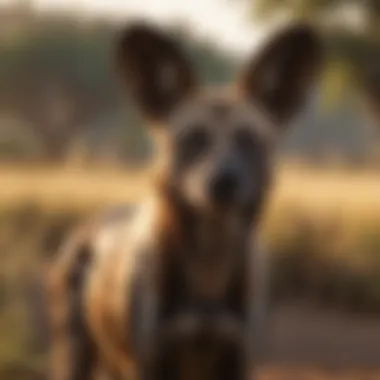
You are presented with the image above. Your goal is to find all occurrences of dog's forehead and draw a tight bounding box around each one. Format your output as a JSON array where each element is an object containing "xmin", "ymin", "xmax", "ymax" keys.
[
  {"xmin": 170, "ymin": 87, "xmax": 277, "ymax": 141},
  {"xmin": 171, "ymin": 89, "xmax": 242, "ymax": 122}
]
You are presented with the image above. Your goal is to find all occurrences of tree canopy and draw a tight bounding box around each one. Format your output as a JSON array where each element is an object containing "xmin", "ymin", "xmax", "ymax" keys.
[
  {"xmin": 0, "ymin": 4, "xmax": 235, "ymax": 162},
  {"xmin": 250, "ymin": 0, "xmax": 380, "ymax": 125}
]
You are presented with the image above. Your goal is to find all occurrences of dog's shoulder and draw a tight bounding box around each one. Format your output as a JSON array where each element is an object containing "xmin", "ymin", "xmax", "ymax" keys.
[{"xmin": 46, "ymin": 202, "xmax": 144, "ymax": 289}]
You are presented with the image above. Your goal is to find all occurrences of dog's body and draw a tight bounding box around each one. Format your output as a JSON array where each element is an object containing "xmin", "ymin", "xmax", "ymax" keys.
[
  {"xmin": 48, "ymin": 194, "xmax": 261, "ymax": 380},
  {"xmin": 46, "ymin": 22, "xmax": 321, "ymax": 380}
]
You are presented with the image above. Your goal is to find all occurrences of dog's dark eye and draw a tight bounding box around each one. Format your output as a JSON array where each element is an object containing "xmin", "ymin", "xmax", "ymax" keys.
[
  {"xmin": 179, "ymin": 127, "xmax": 211, "ymax": 161},
  {"xmin": 233, "ymin": 127, "xmax": 257, "ymax": 156}
]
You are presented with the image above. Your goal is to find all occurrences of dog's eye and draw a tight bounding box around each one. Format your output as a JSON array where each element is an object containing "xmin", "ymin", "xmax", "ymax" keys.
[{"xmin": 179, "ymin": 127, "xmax": 211, "ymax": 160}]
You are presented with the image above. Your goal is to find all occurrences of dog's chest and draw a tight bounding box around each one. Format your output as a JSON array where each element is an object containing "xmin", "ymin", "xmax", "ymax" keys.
[
  {"xmin": 184, "ymin": 249, "xmax": 239, "ymax": 302},
  {"xmin": 187, "ymin": 219, "xmax": 246, "ymax": 300},
  {"xmin": 162, "ymin": 221, "xmax": 248, "ymax": 319}
]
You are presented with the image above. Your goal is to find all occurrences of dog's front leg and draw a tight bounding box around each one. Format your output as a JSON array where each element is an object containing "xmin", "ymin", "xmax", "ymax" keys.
[
  {"xmin": 245, "ymin": 239, "xmax": 270, "ymax": 380},
  {"xmin": 244, "ymin": 237, "xmax": 268, "ymax": 379},
  {"xmin": 132, "ymin": 250, "xmax": 160, "ymax": 380},
  {"xmin": 139, "ymin": 289, "xmax": 158, "ymax": 380}
]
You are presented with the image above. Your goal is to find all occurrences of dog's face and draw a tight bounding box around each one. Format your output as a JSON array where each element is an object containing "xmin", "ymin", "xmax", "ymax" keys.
[
  {"xmin": 166, "ymin": 92, "xmax": 273, "ymax": 213},
  {"xmin": 116, "ymin": 23, "xmax": 321, "ymax": 215}
]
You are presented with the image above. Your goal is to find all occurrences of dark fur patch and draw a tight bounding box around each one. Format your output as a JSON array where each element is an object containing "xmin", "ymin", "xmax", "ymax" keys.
[{"xmin": 48, "ymin": 242, "xmax": 98, "ymax": 380}]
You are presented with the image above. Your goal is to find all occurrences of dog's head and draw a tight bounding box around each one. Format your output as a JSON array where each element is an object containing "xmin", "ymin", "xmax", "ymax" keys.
[{"xmin": 116, "ymin": 22, "xmax": 322, "ymax": 217}]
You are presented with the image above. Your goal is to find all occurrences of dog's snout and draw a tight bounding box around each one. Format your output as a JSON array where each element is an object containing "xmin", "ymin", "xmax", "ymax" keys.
[{"xmin": 209, "ymin": 171, "xmax": 238, "ymax": 205}]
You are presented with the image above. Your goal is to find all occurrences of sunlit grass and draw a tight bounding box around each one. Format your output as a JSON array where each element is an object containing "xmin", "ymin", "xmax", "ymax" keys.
[
  {"xmin": 1, "ymin": 163, "xmax": 380, "ymax": 219},
  {"xmin": 0, "ymin": 163, "xmax": 379, "ymax": 377}
]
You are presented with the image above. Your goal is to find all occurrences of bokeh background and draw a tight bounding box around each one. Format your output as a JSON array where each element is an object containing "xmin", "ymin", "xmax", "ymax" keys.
[{"xmin": 0, "ymin": 0, "xmax": 379, "ymax": 379}]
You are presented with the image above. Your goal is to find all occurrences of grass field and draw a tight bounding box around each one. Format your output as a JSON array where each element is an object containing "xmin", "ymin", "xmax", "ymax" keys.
[
  {"xmin": 1, "ymin": 163, "xmax": 380, "ymax": 214},
  {"xmin": 0, "ymin": 163, "xmax": 380, "ymax": 379},
  {"xmin": 1, "ymin": 163, "xmax": 380, "ymax": 308}
]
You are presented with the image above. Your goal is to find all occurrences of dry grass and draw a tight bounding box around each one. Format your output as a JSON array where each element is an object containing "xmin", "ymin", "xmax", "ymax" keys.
[
  {"xmin": 1, "ymin": 163, "xmax": 379, "ymax": 306},
  {"xmin": 269, "ymin": 165, "xmax": 380, "ymax": 224},
  {"xmin": 259, "ymin": 367, "xmax": 380, "ymax": 380},
  {"xmin": 1, "ymin": 162, "xmax": 379, "ymax": 276},
  {"xmin": 0, "ymin": 163, "xmax": 379, "ymax": 379},
  {"xmin": 0, "ymin": 164, "xmax": 150, "ymax": 211},
  {"xmin": 1, "ymin": 163, "xmax": 380, "ymax": 216}
]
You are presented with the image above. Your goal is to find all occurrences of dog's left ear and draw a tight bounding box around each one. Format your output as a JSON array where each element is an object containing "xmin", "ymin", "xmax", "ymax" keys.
[
  {"xmin": 238, "ymin": 24, "xmax": 322, "ymax": 128},
  {"xmin": 115, "ymin": 22, "xmax": 197, "ymax": 123}
]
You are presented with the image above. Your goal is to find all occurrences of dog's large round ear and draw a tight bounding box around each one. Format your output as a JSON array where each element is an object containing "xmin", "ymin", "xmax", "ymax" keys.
[
  {"xmin": 238, "ymin": 23, "xmax": 323, "ymax": 129},
  {"xmin": 115, "ymin": 22, "xmax": 197, "ymax": 123}
]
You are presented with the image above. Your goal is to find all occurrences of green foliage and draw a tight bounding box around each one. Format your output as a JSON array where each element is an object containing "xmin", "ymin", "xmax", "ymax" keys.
[
  {"xmin": 250, "ymin": 0, "xmax": 380, "ymax": 122},
  {"xmin": 254, "ymin": 0, "xmax": 341, "ymax": 19},
  {"xmin": 0, "ymin": 8, "xmax": 235, "ymax": 163}
]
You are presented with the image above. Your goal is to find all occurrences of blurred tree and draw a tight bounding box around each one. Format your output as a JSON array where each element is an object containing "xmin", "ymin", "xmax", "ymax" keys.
[
  {"xmin": 0, "ymin": 11, "xmax": 121, "ymax": 161},
  {"xmin": 250, "ymin": 0, "xmax": 380, "ymax": 129},
  {"xmin": 0, "ymin": 5, "xmax": 234, "ymax": 163}
]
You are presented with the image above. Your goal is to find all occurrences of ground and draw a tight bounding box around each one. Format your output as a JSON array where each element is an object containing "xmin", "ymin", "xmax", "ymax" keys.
[{"xmin": 258, "ymin": 304, "xmax": 380, "ymax": 379}]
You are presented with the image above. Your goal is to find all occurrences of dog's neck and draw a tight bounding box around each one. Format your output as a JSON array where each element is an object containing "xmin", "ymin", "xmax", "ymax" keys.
[{"xmin": 156, "ymin": 185, "xmax": 255, "ymax": 300}]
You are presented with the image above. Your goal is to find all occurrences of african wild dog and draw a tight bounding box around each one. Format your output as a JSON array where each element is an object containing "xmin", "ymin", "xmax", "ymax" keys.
[{"xmin": 46, "ymin": 21, "xmax": 322, "ymax": 380}]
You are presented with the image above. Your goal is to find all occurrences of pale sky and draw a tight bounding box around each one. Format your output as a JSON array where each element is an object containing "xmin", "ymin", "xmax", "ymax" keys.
[{"xmin": 1, "ymin": 0, "xmax": 265, "ymax": 55}]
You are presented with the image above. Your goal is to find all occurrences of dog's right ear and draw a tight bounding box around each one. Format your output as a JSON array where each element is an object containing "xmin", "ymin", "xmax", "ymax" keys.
[
  {"xmin": 237, "ymin": 23, "xmax": 322, "ymax": 129},
  {"xmin": 115, "ymin": 22, "xmax": 197, "ymax": 123}
]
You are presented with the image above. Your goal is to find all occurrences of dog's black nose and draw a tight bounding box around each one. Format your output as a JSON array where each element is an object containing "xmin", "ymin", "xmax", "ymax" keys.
[{"xmin": 209, "ymin": 172, "xmax": 238, "ymax": 205}]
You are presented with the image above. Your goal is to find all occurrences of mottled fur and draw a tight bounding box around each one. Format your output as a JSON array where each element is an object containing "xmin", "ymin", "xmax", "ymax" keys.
[{"xmin": 46, "ymin": 21, "xmax": 322, "ymax": 380}]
